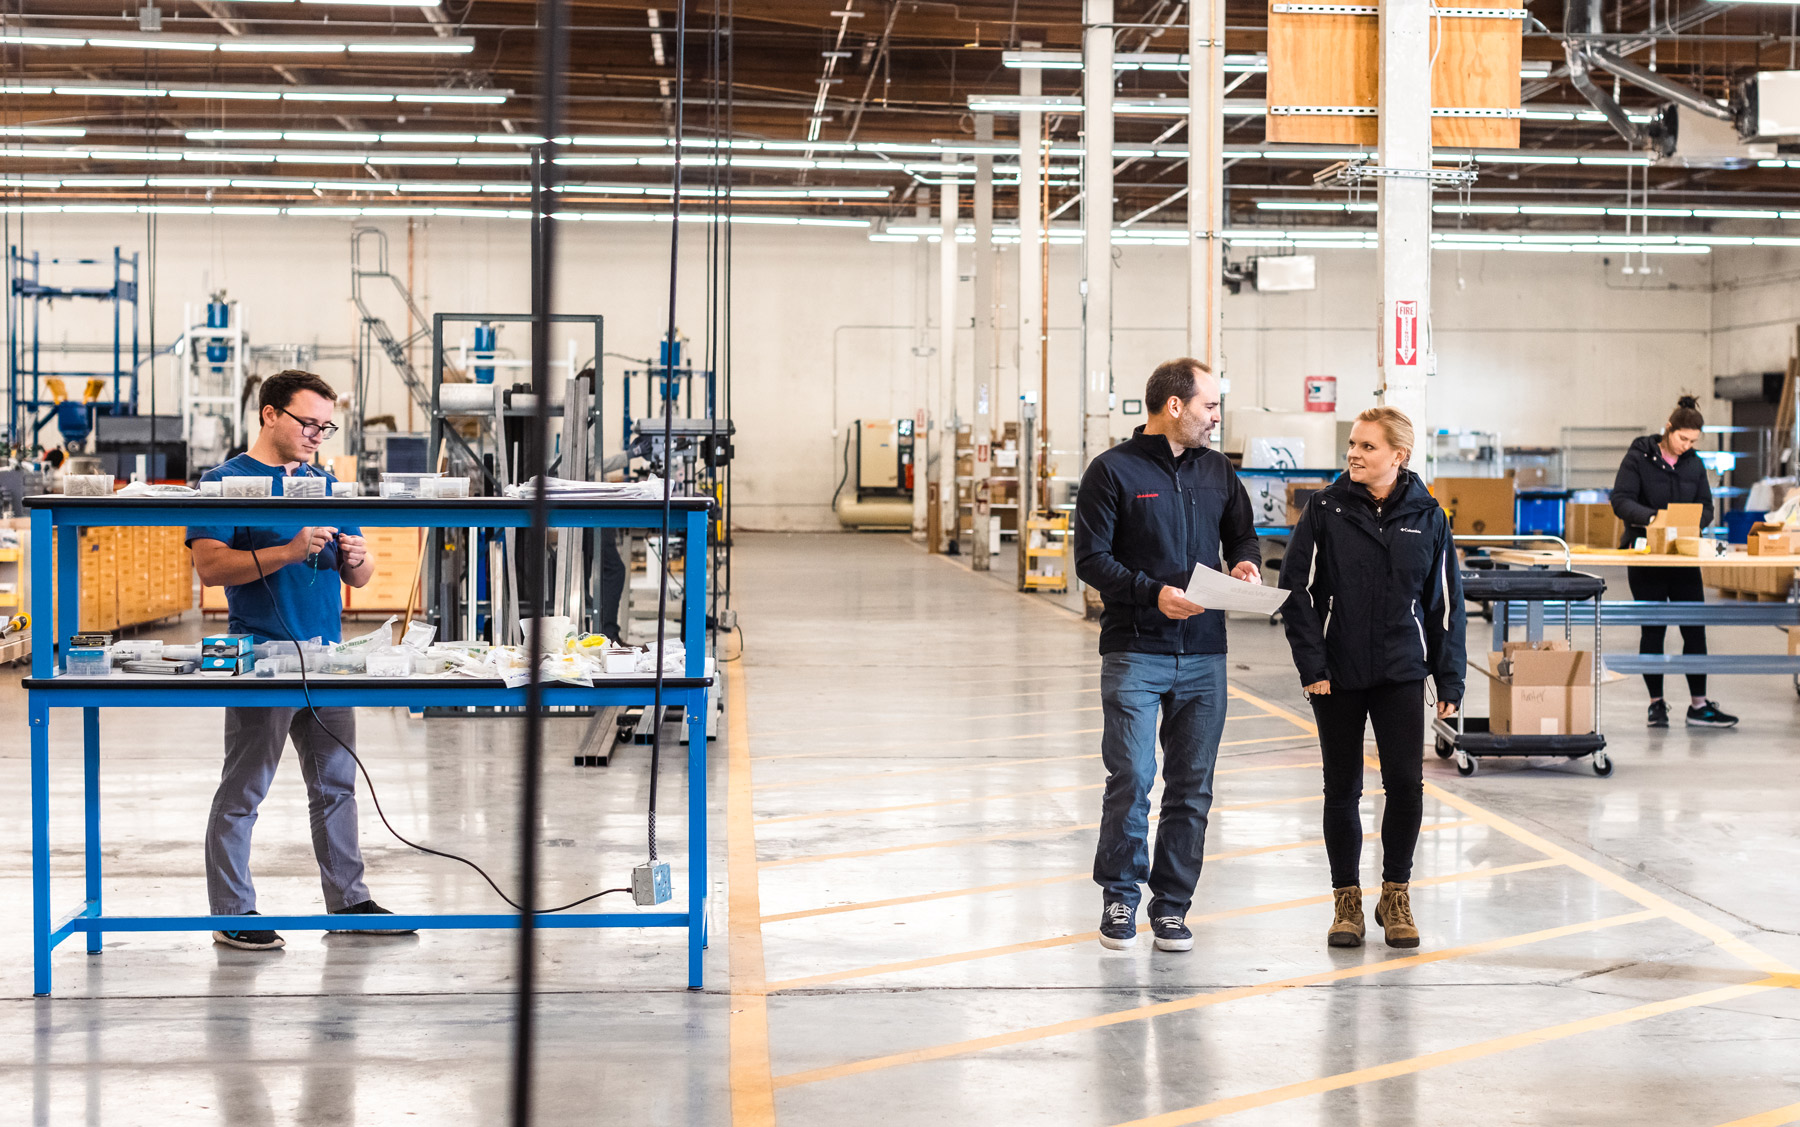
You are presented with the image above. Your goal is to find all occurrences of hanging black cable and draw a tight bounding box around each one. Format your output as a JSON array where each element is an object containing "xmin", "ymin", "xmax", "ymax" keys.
[
  {"xmin": 512, "ymin": 0, "xmax": 568, "ymax": 1120},
  {"xmin": 647, "ymin": 0, "xmax": 690, "ymax": 866},
  {"xmin": 721, "ymin": 0, "xmax": 736, "ymax": 612}
]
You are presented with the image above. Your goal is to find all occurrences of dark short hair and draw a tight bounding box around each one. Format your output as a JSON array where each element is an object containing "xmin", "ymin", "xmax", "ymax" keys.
[
  {"xmin": 259, "ymin": 369, "xmax": 337, "ymax": 415},
  {"xmin": 1666, "ymin": 394, "xmax": 1704, "ymax": 434},
  {"xmin": 1145, "ymin": 358, "xmax": 1211, "ymax": 415}
]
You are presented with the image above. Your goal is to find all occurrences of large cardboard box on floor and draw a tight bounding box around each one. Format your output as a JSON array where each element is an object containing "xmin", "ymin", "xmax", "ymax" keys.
[
  {"xmin": 1645, "ymin": 503, "xmax": 1702, "ymax": 554},
  {"xmin": 1565, "ymin": 502, "xmax": 1624, "ymax": 549},
  {"xmin": 1481, "ymin": 641, "xmax": 1594, "ymax": 736},
  {"xmin": 1434, "ymin": 474, "xmax": 1515, "ymax": 537}
]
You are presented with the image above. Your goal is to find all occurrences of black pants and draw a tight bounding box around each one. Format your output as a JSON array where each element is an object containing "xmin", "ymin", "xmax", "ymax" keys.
[
  {"xmin": 1626, "ymin": 566, "xmax": 1707, "ymax": 700},
  {"xmin": 597, "ymin": 528, "xmax": 626, "ymax": 641},
  {"xmin": 1310, "ymin": 680, "xmax": 1425, "ymax": 888}
]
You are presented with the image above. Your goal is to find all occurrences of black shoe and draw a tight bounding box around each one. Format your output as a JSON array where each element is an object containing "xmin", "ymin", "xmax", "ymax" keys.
[
  {"xmin": 1151, "ymin": 915, "xmax": 1194, "ymax": 952},
  {"xmin": 213, "ymin": 910, "xmax": 285, "ymax": 951},
  {"xmin": 1098, "ymin": 901, "xmax": 1138, "ymax": 950},
  {"xmin": 330, "ymin": 899, "xmax": 417, "ymax": 936},
  {"xmin": 1646, "ymin": 700, "xmax": 1669, "ymax": 728},
  {"xmin": 1686, "ymin": 701, "xmax": 1739, "ymax": 728}
]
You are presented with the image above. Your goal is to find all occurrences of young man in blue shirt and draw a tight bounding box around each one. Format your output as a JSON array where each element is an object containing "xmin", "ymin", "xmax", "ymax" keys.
[{"xmin": 185, "ymin": 369, "xmax": 408, "ymax": 949}]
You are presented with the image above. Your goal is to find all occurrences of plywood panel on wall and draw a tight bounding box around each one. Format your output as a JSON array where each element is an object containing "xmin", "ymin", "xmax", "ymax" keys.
[{"xmin": 1265, "ymin": 1, "xmax": 1521, "ymax": 149}]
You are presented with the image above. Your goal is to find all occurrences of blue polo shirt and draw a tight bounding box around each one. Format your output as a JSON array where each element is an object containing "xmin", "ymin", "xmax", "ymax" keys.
[{"xmin": 184, "ymin": 454, "xmax": 360, "ymax": 644}]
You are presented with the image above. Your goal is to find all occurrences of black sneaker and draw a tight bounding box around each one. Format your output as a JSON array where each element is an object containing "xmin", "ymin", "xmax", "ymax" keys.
[
  {"xmin": 1151, "ymin": 915, "xmax": 1194, "ymax": 952},
  {"xmin": 1647, "ymin": 700, "xmax": 1669, "ymax": 728},
  {"xmin": 213, "ymin": 910, "xmax": 285, "ymax": 951},
  {"xmin": 1098, "ymin": 901, "xmax": 1138, "ymax": 950},
  {"xmin": 329, "ymin": 899, "xmax": 417, "ymax": 936},
  {"xmin": 1686, "ymin": 701, "xmax": 1739, "ymax": 728}
]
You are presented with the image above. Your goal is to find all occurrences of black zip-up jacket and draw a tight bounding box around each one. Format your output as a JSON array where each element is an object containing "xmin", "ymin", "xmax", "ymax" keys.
[
  {"xmin": 1278, "ymin": 471, "xmax": 1466, "ymax": 702},
  {"xmin": 1073, "ymin": 426, "xmax": 1261, "ymax": 656},
  {"xmin": 1609, "ymin": 434, "xmax": 1714, "ymax": 549}
]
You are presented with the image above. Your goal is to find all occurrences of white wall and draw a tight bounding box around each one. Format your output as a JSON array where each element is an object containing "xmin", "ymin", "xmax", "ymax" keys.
[{"xmin": 5, "ymin": 210, "xmax": 1726, "ymax": 530}]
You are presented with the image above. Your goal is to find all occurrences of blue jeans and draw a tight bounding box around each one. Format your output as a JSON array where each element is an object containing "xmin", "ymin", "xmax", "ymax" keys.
[{"xmin": 1093, "ymin": 651, "xmax": 1229, "ymax": 917}]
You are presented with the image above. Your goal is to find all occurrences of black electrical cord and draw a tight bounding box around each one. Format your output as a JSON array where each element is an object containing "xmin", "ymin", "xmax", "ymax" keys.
[
  {"xmin": 244, "ymin": 537, "xmax": 629, "ymax": 914},
  {"xmin": 831, "ymin": 428, "xmax": 853, "ymax": 513}
]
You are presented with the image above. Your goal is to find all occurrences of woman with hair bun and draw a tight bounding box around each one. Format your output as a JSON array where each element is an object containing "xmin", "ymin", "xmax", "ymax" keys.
[
  {"xmin": 1610, "ymin": 395, "xmax": 1737, "ymax": 729},
  {"xmin": 1279, "ymin": 406, "xmax": 1466, "ymax": 950}
]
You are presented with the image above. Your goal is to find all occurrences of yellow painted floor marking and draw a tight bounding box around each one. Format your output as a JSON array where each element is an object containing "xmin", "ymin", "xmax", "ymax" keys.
[
  {"xmin": 755, "ymin": 819, "xmax": 1479, "ymax": 925},
  {"xmin": 724, "ymin": 661, "xmax": 776, "ymax": 1126},
  {"xmin": 757, "ymin": 790, "xmax": 1389, "ymax": 870},
  {"xmin": 1110, "ymin": 978, "xmax": 1789, "ymax": 1126},
  {"xmin": 750, "ymin": 711, "xmax": 1284, "ymax": 764},
  {"xmin": 1225, "ymin": 684, "xmax": 1799, "ymax": 978},
  {"xmin": 764, "ymin": 859, "xmax": 1562, "ymax": 992},
  {"xmin": 754, "ymin": 759, "xmax": 1323, "ymax": 827},
  {"xmin": 1716, "ymin": 1102, "xmax": 1800, "ymax": 1127},
  {"xmin": 771, "ymin": 910, "xmax": 1660, "ymax": 1089}
]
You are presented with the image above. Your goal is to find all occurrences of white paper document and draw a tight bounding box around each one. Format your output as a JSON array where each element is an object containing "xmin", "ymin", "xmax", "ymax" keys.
[{"xmin": 1184, "ymin": 564, "xmax": 1291, "ymax": 616}]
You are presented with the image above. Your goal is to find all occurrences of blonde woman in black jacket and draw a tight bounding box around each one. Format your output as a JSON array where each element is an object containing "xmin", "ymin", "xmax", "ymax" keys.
[{"xmin": 1279, "ymin": 407, "xmax": 1465, "ymax": 950}]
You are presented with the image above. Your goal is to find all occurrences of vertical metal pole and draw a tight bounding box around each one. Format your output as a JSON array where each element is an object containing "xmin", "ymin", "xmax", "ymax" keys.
[
  {"xmin": 937, "ymin": 160, "xmax": 960, "ymax": 551},
  {"xmin": 685, "ymin": 507, "xmax": 707, "ymax": 987},
  {"xmin": 31, "ymin": 698, "xmax": 51, "ymax": 996},
  {"xmin": 913, "ymin": 194, "xmax": 931, "ymax": 541},
  {"xmin": 58, "ymin": 522, "xmax": 78, "ymax": 662},
  {"xmin": 83, "ymin": 707, "xmax": 101, "ymax": 953},
  {"xmin": 1378, "ymin": 0, "xmax": 1433, "ymax": 461},
  {"xmin": 971, "ymin": 114, "xmax": 996, "ymax": 571},
  {"xmin": 1017, "ymin": 49, "xmax": 1044, "ymax": 515},
  {"xmin": 29, "ymin": 508, "xmax": 52, "ymax": 681},
  {"xmin": 1188, "ymin": 0, "xmax": 1225, "ymax": 373},
  {"xmin": 1081, "ymin": 0, "xmax": 1115, "ymax": 468}
]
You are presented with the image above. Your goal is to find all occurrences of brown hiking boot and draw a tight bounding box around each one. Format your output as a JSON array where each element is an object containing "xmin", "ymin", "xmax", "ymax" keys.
[
  {"xmin": 1374, "ymin": 881, "xmax": 1420, "ymax": 948},
  {"xmin": 1328, "ymin": 885, "xmax": 1365, "ymax": 948}
]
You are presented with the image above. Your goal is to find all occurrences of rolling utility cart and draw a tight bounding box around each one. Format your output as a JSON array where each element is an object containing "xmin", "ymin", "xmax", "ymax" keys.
[{"xmin": 1437, "ymin": 539, "xmax": 1610, "ymax": 778}]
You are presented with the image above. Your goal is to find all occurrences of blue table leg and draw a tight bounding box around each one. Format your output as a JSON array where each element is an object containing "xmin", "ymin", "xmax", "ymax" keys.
[
  {"xmin": 688, "ymin": 686, "xmax": 708, "ymax": 989},
  {"xmin": 84, "ymin": 707, "xmax": 102, "ymax": 954},
  {"xmin": 57, "ymin": 521, "xmax": 79, "ymax": 667},
  {"xmin": 31, "ymin": 698, "xmax": 52, "ymax": 997}
]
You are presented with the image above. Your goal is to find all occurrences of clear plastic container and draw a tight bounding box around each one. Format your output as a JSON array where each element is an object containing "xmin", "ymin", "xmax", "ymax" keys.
[
  {"xmin": 331, "ymin": 480, "xmax": 360, "ymax": 497},
  {"xmin": 198, "ymin": 480, "xmax": 223, "ymax": 497},
  {"xmin": 64, "ymin": 475, "xmax": 115, "ymax": 496},
  {"xmin": 320, "ymin": 651, "xmax": 365, "ymax": 675},
  {"xmin": 379, "ymin": 472, "xmax": 441, "ymax": 498},
  {"xmin": 421, "ymin": 476, "xmax": 470, "ymax": 499},
  {"xmin": 223, "ymin": 476, "xmax": 273, "ymax": 498},
  {"xmin": 66, "ymin": 649, "xmax": 111, "ymax": 676},
  {"xmin": 364, "ymin": 647, "xmax": 414, "ymax": 677},
  {"xmin": 281, "ymin": 473, "xmax": 327, "ymax": 499}
]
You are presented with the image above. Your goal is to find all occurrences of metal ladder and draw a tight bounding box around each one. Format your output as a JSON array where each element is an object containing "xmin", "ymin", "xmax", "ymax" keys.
[{"xmin": 349, "ymin": 227, "xmax": 435, "ymax": 422}]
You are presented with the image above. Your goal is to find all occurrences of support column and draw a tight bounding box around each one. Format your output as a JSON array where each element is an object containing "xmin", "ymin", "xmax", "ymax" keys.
[
  {"xmin": 1188, "ymin": 0, "xmax": 1224, "ymax": 373},
  {"xmin": 938, "ymin": 156, "xmax": 960, "ymax": 550},
  {"xmin": 1081, "ymin": 0, "xmax": 1114, "ymax": 468},
  {"xmin": 972, "ymin": 113, "xmax": 996, "ymax": 570},
  {"xmin": 1017, "ymin": 45, "xmax": 1044, "ymax": 530},
  {"xmin": 913, "ymin": 194, "xmax": 931, "ymax": 540},
  {"xmin": 1377, "ymin": 0, "xmax": 1433, "ymax": 464}
]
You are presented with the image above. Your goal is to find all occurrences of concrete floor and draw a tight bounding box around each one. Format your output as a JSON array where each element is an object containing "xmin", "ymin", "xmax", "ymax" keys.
[{"xmin": 2, "ymin": 531, "xmax": 1798, "ymax": 1125}]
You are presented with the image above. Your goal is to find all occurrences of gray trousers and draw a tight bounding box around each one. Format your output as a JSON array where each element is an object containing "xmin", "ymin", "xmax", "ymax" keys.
[{"xmin": 206, "ymin": 706, "xmax": 370, "ymax": 914}]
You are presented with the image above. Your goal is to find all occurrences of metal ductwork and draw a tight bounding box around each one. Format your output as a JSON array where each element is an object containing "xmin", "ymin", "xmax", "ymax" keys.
[{"xmin": 1561, "ymin": 0, "xmax": 1731, "ymax": 153}]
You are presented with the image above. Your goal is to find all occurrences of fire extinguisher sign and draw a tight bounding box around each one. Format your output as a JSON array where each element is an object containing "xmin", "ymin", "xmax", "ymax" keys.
[{"xmin": 1394, "ymin": 301, "xmax": 1419, "ymax": 366}]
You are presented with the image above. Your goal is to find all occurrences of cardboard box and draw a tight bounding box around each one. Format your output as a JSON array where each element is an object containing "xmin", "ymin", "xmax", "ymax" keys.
[
  {"xmin": 1284, "ymin": 479, "xmax": 1330, "ymax": 525},
  {"xmin": 1434, "ymin": 474, "xmax": 1515, "ymax": 537},
  {"xmin": 1746, "ymin": 524, "xmax": 1797, "ymax": 556},
  {"xmin": 1645, "ymin": 503, "xmax": 1702, "ymax": 554},
  {"xmin": 1481, "ymin": 643, "xmax": 1595, "ymax": 735},
  {"xmin": 1673, "ymin": 537, "xmax": 1728, "ymax": 558},
  {"xmin": 1566, "ymin": 502, "xmax": 1624, "ymax": 549}
]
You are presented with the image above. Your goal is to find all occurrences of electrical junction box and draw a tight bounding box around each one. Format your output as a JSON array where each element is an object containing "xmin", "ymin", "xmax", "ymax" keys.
[
  {"xmin": 633, "ymin": 861, "xmax": 672, "ymax": 906},
  {"xmin": 1253, "ymin": 255, "xmax": 1316, "ymax": 293}
]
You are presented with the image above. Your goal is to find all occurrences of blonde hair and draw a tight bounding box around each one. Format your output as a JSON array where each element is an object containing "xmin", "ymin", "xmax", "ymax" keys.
[{"xmin": 1354, "ymin": 406, "xmax": 1415, "ymax": 463}]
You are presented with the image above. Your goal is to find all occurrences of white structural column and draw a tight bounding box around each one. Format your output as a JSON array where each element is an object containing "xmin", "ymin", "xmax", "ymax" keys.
[
  {"xmin": 1187, "ymin": 0, "xmax": 1224, "ymax": 371},
  {"xmin": 1377, "ymin": 0, "xmax": 1433, "ymax": 456},
  {"xmin": 912, "ymin": 194, "xmax": 930, "ymax": 540},
  {"xmin": 1017, "ymin": 48, "xmax": 1044, "ymax": 521},
  {"xmin": 1080, "ymin": 0, "xmax": 1114, "ymax": 468},
  {"xmin": 938, "ymin": 156, "xmax": 961, "ymax": 550},
  {"xmin": 971, "ymin": 113, "xmax": 996, "ymax": 569}
]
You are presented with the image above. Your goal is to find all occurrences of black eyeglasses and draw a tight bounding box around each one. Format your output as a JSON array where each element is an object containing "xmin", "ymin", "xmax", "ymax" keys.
[{"xmin": 280, "ymin": 407, "xmax": 340, "ymax": 440}]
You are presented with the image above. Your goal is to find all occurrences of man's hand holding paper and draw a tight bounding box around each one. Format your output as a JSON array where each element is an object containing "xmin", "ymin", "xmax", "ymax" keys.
[{"xmin": 1182, "ymin": 562, "xmax": 1290, "ymax": 616}]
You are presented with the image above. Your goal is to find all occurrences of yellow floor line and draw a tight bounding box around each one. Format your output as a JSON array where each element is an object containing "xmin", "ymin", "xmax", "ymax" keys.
[
  {"xmin": 724, "ymin": 662, "xmax": 776, "ymax": 1126},
  {"xmin": 754, "ymin": 759, "xmax": 1323, "ymax": 827},
  {"xmin": 764, "ymin": 859, "xmax": 1562, "ymax": 992},
  {"xmin": 756, "ymin": 819, "xmax": 1480, "ymax": 925},
  {"xmin": 770, "ymin": 910, "xmax": 1661, "ymax": 1089},
  {"xmin": 1110, "ymin": 978, "xmax": 1789, "ymax": 1126},
  {"xmin": 1224, "ymin": 684, "xmax": 1800, "ymax": 978},
  {"xmin": 757, "ymin": 790, "xmax": 1389, "ymax": 869},
  {"xmin": 750, "ymin": 711, "xmax": 1285, "ymax": 765},
  {"xmin": 1716, "ymin": 1102, "xmax": 1800, "ymax": 1127}
]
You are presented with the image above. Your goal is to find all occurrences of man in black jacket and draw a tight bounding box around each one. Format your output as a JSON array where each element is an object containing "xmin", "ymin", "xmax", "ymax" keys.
[{"xmin": 1074, "ymin": 358, "xmax": 1261, "ymax": 953}]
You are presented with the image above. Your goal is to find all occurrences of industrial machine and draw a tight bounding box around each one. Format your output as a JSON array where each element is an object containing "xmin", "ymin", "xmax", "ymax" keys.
[
  {"xmin": 835, "ymin": 417, "xmax": 915, "ymax": 530},
  {"xmin": 179, "ymin": 293, "xmax": 247, "ymax": 474}
]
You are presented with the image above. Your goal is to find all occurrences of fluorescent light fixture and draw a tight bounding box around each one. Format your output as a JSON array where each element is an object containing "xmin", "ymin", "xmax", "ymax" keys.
[
  {"xmin": 0, "ymin": 125, "xmax": 85, "ymax": 137},
  {"xmin": 28, "ymin": 80, "xmax": 508, "ymax": 104},
  {"xmin": 1520, "ymin": 61, "xmax": 1553, "ymax": 77},
  {"xmin": 347, "ymin": 42, "xmax": 474, "ymax": 54},
  {"xmin": 284, "ymin": 131, "xmax": 381, "ymax": 143},
  {"xmin": 220, "ymin": 41, "xmax": 347, "ymax": 53},
  {"xmin": 0, "ymin": 32, "xmax": 86, "ymax": 46},
  {"xmin": 168, "ymin": 89, "xmax": 284, "ymax": 101},
  {"xmin": 56, "ymin": 86, "xmax": 165, "ymax": 98},
  {"xmin": 87, "ymin": 37, "xmax": 217, "ymax": 51},
  {"xmin": 380, "ymin": 132, "xmax": 478, "ymax": 144},
  {"xmin": 1693, "ymin": 208, "xmax": 1779, "ymax": 218},
  {"xmin": 1520, "ymin": 205, "xmax": 1607, "ymax": 215},
  {"xmin": 187, "ymin": 130, "xmax": 285, "ymax": 141},
  {"xmin": 967, "ymin": 97, "xmax": 1084, "ymax": 113}
]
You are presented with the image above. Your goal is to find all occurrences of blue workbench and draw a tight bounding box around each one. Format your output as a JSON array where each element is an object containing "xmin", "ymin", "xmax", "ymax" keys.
[{"xmin": 22, "ymin": 494, "xmax": 715, "ymax": 996}]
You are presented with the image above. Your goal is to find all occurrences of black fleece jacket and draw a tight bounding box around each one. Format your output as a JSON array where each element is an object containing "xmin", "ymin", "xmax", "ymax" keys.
[
  {"xmin": 1278, "ymin": 471, "xmax": 1466, "ymax": 702},
  {"xmin": 1073, "ymin": 427, "xmax": 1261, "ymax": 656},
  {"xmin": 1609, "ymin": 434, "xmax": 1714, "ymax": 548}
]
